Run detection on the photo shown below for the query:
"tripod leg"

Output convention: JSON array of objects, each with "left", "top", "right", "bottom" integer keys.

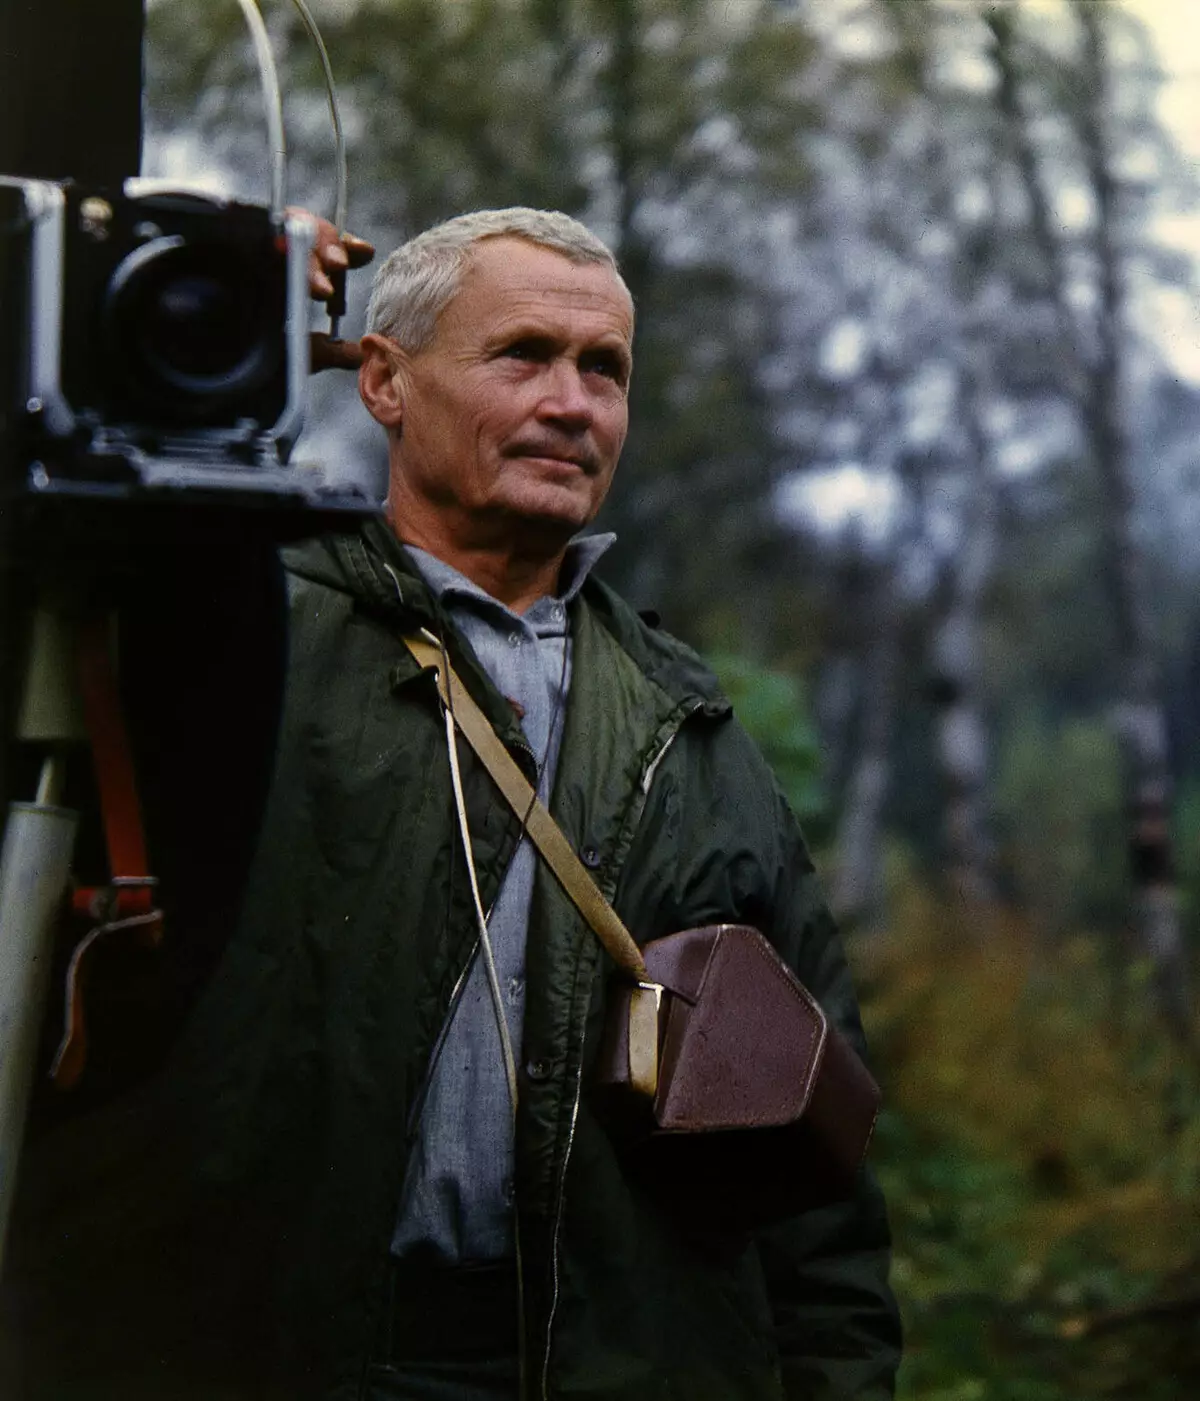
[{"left": 0, "top": 775, "right": 77, "bottom": 1271}]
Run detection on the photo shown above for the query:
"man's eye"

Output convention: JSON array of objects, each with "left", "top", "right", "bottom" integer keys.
[
  {"left": 500, "top": 339, "right": 549, "bottom": 362},
  {"left": 582, "top": 353, "right": 626, "bottom": 383}
]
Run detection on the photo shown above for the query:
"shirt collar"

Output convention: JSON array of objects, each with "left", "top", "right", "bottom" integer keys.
[{"left": 405, "top": 533, "right": 616, "bottom": 613}]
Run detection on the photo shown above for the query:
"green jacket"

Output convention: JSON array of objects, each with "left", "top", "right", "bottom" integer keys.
[{"left": 7, "top": 518, "right": 899, "bottom": 1399}]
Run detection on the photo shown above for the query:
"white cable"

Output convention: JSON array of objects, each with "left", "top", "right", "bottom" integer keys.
[
  {"left": 287, "top": 0, "right": 349, "bottom": 235},
  {"left": 234, "top": 0, "right": 288, "bottom": 218},
  {"left": 441, "top": 685, "right": 521, "bottom": 1122}
]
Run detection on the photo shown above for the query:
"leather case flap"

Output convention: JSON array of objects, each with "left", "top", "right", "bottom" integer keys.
[
  {"left": 640, "top": 924, "right": 725, "bottom": 1003},
  {"left": 654, "top": 925, "right": 828, "bottom": 1132}
]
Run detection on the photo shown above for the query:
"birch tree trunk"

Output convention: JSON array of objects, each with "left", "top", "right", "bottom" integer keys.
[
  {"left": 831, "top": 564, "right": 902, "bottom": 934},
  {"left": 989, "top": 4, "right": 1189, "bottom": 1033},
  {"left": 906, "top": 23, "right": 999, "bottom": 908},
  {"left": 928, "top": 391, "right": 997, "bottom": 909},
  {"left": 1074, "top": 5, "right": 1188, "bottom": 1035},
  {"left": 861, "top": 3, "right": 1003, "bottom": 913}
]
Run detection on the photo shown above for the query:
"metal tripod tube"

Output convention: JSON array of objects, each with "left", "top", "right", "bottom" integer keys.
[{"left": 0, "top": 794, "right": 78, "bottom": 1272}]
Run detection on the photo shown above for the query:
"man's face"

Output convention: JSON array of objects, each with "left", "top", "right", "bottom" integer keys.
[{"left": 379, "top": 237, "right": 634, "bottom": 546}]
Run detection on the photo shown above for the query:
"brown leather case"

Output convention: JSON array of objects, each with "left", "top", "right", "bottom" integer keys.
[
  {"left": 594, "top": 925, "right": 881, "bottom": 1229},
  {"left": 400, "top": 639, "right": 882, "bottom": 1229}
]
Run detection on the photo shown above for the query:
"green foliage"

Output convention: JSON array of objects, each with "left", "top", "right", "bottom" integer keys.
[
  {"left": 705, "top": 651, "right": 825, "bottom": 830},
  {"left": 856, "top": 886, "right": 1200, "bottom": 1400},
  {"left": 993, "top": 708, "right": 1126, "bottom": 936}
]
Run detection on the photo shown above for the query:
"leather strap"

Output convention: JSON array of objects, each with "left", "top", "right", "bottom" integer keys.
[
  {"left": 75, "top": 613, "right": 157, "bottom": 919},
  {"left": 404, "top": 633, "right": 660, "bottom": 1099},
  {"left": 52, "top": 611, "right": 163, "bottom": 1090}
]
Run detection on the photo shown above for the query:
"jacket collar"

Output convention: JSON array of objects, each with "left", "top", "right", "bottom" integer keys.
[
  {"left": 282, "top": 515, "right": 439, "bottom": 631},
  {"left": 577, "top": 574, "right": 730, "bottom": 717},
  {"left": 284, "top": 515, "right": 730, "bottom": 717}
]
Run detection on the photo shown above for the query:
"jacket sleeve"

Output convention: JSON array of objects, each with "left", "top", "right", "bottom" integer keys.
[
  {"left": 756, "top": 865, "right": 902, "bottom": 1400},
  {"left": 644, "top": 714, "right": 903, "bottom": 1398},
  {"left": 749, "top": 755, "right": 901, "bottom": 1400}
]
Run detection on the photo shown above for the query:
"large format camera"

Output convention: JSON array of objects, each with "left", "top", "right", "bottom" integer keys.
[
  {"left": 0, "top": 1, "right": 377, "bottom": 1277},
  {"left": 0, "top": 176, "right": 365, "bottom": 523}
]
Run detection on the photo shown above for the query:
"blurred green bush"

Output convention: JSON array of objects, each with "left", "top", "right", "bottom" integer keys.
[
  {"left": 706, "top": 650, "right": 826, "bottom": 832},
  {"left": 993, "top": 709, "right": 1127, "bottom": 940},
  {"left": 857, "top": 884, "right": 1200, "bottom": 1400},
  {"left": 720, "top": 650, "right": 1200, "bottom": 1397}
]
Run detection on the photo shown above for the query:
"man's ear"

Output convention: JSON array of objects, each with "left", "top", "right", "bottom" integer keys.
[{"left": 358, "top": 333, "right": 408, "bottom": 429}]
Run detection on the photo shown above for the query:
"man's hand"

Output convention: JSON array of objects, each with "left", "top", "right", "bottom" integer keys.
[{"left": 290, "top": 209, "right": 376, "bottom": 372}]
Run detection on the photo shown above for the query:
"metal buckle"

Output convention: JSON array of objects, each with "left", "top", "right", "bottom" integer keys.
[{"left": 634, "top": 979, "right": 664, "bottom": 1012}]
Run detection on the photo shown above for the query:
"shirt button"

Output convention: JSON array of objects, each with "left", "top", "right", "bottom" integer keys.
[
  {"left": 551, "top": 604, "right": 565, "bottom": 623},
  {"left": 507, "top": 976, "right": 524, "bottom": 1003},
  {"left": 525, "top": 1058, "right": 552, "bottom": 1082},
  {"left": 581, "top": 845, "right": 602, "bottom": 869},
  {"left": 508, "top": 632, "right": 522, "bottom": 649}
]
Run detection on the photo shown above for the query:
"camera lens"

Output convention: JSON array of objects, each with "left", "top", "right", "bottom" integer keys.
[
  {"left": 146, "top": 271, "right": 248, "bottom": 379},
  {"left": 106, "top": 235, "right": 283, "bottom": 420}
]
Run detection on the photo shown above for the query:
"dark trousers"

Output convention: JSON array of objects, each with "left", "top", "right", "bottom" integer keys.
[{"left": 365, "top": 1261, "right": 521, "bottom": 1401}]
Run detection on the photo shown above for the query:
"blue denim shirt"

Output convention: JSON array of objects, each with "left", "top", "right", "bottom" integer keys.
[{"left": 391, "top": 534, "right": 615, "bottom": 1263}]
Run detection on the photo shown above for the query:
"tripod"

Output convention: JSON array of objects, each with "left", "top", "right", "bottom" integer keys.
[{"left": 0, "top": 603, "right": 88, "bottom": 1267}]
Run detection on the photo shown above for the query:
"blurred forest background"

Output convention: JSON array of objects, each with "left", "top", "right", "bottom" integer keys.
[{"left": 143, "top": 0, "right": 1200, "bottom": 1394}]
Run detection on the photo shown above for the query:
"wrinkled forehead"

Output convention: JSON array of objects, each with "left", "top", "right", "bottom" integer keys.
[{"left": 454, "top": 235, "right": 635, "bottom": 329}]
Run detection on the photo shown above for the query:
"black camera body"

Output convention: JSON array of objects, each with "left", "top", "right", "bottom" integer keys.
[{"left": 0, "top": 176, "right": 366, "bottom": 521}]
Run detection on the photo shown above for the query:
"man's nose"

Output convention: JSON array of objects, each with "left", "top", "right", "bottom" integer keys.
[{"left": 536, "top": 360, "right": 594, "bottom": 427}]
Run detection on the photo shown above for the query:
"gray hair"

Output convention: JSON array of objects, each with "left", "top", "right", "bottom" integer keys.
[{"left": 365, "top": 207, "right": 628, "bottom": 351}]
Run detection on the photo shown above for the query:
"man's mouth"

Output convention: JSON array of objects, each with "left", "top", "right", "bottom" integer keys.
[{"left": 507, "top": 444, "right": 595, "bottom": 474}]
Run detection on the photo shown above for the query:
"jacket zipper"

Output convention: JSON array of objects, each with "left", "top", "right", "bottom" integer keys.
[
  {"left": 406, "top": 937, "right": 479, "bottom": 1134},
  {"left": 538, "top": 700, "right": 704, "bottom": 1399}
]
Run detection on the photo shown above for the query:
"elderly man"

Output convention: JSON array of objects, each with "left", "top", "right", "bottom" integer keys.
[{"left": 6, "top": 209, "right": 899, "bottom": 1399}]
